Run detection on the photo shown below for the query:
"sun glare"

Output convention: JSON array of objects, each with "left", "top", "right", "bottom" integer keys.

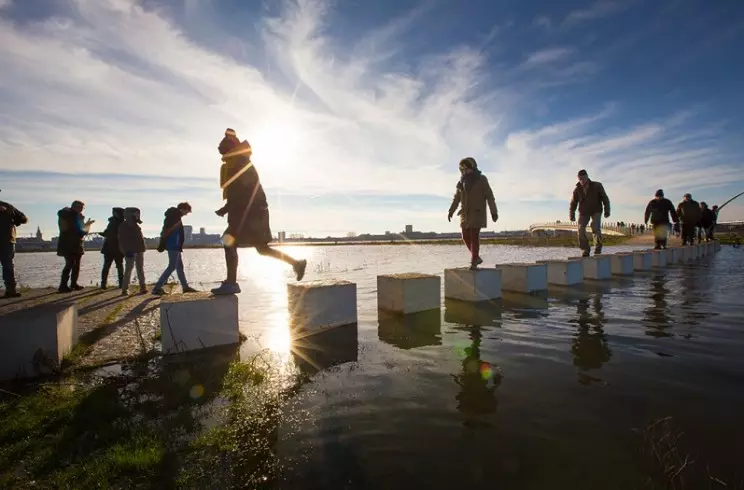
[{"left": 251, "top": 119, "right": 302, "bottom": 171}]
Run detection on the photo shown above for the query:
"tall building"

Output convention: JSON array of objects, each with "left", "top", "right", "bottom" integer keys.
[
  {"left": 36, "top": 226, "right": 43, "bottom": 241},
  {"left": 278, "top": 231, "right": 286, "bottom": 242},
  {"left": 405, "top": 225, "right": 413, "bottom": 235},
  {"left": 183, "top": 225, "right": 193, "bottom": 243},
  {"left": 199, "top": 227, "right": 206, "bottom": 236}
]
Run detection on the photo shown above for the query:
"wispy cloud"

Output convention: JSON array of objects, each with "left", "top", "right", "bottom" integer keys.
[
  {"left": 533, "top": 15, "right": 552, "bottom": 30},
  {"left": 563, "top": 1, "right": 629, "bottom": 27},
  {"left": 0, "top": 0, "right": 740, "bottom": 236}
]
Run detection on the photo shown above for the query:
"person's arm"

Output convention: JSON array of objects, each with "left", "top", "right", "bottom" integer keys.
[
  {"left": 676, "top": 203, "right": 683, "bottom": 221},
  {"left": 448, "top": 183, "right": 462, "bottom": 221},
  {"left": 599, "top": 183, "right": 611, "bottom": 217},
  {"left": 12, "top": 206, "right": 28, "bottom": 227},
  {"left": 482, "top": 176, "right": 498, "bottom": 222},
  {"left": 669, "top": 201, "right": 679, "bottom": 223},
  {"left": 569, "top": 187, "right": 579, "bottom": 221},
  {"left": 644, "top": 202, "right": 651, "bottom": 225}
]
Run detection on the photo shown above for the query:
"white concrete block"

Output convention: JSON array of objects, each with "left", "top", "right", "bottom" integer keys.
[
  {"left": 444, "top": 268, "right": 502, "bottom": 302},
  {"left": 536, "top": 259, "right": 584, "bottom": 286},
  {"left": 495, "top": 263, "right": 548, "bottom": 293},
  {"left": 610, "top": 254, "right": 634, "bottom": 276},
  {"left": 667, "top": 247, "right": 683, "bottom": 264},
  {"left": 697, "top": 243, "right": 706, "bottom": 258},
  {"left": 691, "top": 245, "right": 699, "bottom": 260},
  {"left": 377, "top": 273, "right": 441, "bottom": 315},
  {"left": 630, "top": 251, "right": 652, "bottom": 271},
  {"left": 0, "top": 303, "right": 78, "bottom": 380},
  {"left": 288, "top": 280, "right": 357, "bottom": 333},
  {"left": 650, "top": 249, "right": 667, "bottom": 268},
  {"left": 681, "top": 246, "right": 694, "bottom": 262},
  {"left": 575, "top": 256, "right": 611, "bottom": 280},
  {"left": 161, "top": 293, "right": 240, "bottom": 354},
  {"left": 707, "top": 242, "right": 716, "bottom": 255}
]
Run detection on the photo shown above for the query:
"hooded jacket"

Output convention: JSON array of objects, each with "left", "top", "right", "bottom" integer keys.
[
  {"left": 0, "top": 200, "right": 28, "bottom": 245},
  {"left": 157, "top": 207, "right": 185, "bottom": 252},
  {"left": 700, "top": 208, "right": 716, "bottom": 228},
  {"left": 118, "top": 211, "right": 146, "bottom": 255},
  {"left": 100, "top": 209, "right": 124, "bottom": 256},
  {"left": 448, "top": 169, "right": 498, "bottom": 229},
  {"left": 644, "top": 198, "right": 678, "bottom": 225},
  {"left": 57, "top": 207, "right": 87, "bottom": 257},
  {"left": 676, "top": 199, "right": 701, "bottom": 225},
  {"left": 570, "top": 180, "right": 611, "bottom": 217}
]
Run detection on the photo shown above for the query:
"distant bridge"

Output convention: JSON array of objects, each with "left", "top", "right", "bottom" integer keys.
[{"left": 529, "top": 222, "right": 631, "bottom": 236}]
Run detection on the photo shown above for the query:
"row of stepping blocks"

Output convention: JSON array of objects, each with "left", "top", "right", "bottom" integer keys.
[{"left": 0, "top": 242, "right": 720, "bottom": 381}]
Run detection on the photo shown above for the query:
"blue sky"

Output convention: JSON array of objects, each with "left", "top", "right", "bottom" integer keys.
[{"left": 1, "top": 0, "right": 743, "bottom": 238}]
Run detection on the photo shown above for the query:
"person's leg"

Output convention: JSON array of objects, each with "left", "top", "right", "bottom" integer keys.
[
  {"left": 255, "top": 243, "right": 307, "bottom": 281},
  {"left": 70, "top": 256, "right": 82, "bottom": 289},
  {"left": 652, "top": 224, "right": 662, "bottom": 249},
  {"left": 577, "top": 215, "right": 590, "bottom": 256},
  {"left": 174, "top": 252, "right": 192, "bottom": 290},
  {"left": 591, "top": 213, "right": 603, "bottom": 254},
  {"left": 122, "top": 256, "right": 134, "bottom": 295},
  {"left": 461, "top": 227, "right": 472, "bottom": 252},
  {"left": 135, "top": 252, "right": 146, "bottom": 291},
  {"left": 470, "top": 228, "right": 481, "bottom": 265},
  {"left": 60, "top": 256, "right": 73, "bottom": 291},
  {"left": 154, "top": 250, "right": 177, "bottom": 292},
  {"left": 101, "top": 254, "right": 113, "bottom": 288},
  {"left": 114, "top": 256, "right": 124, "bottom": 288},
  {"left": 1, "top": 244, "right": 18, "bottom": 295},
  {"left": 212, "top": 246, "right": 241, "bottom": 295}
]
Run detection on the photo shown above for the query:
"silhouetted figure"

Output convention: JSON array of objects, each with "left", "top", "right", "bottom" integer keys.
[
  {"left": 100, "top": 207, "right": 124, "bottom": 289},
  {"left": 572, "top": 295, "right": 612, "bottom": 383},
  {"left": 698, "top": 202, "right": 716, "bottom": 242},
  {"left": 710, "top": 205, "right": 719, "bottom": 239},
  {"left": 676, "top": 193, "right": 701, "bottom": 246},
  {"left": 119, "top": 207, "right": 147, "bottom": 296},
  {"left": 447, "top": 157, "right": 498, "bottom": 270},
  {"left": 452, "top": 327, "right": 500, "bottom": 419},
  {"left": 211, "top": 128, "right": 307, "bottom": 295},
  {"left": 644, "top": 189, "right": 678, "bottom": 249},
  {"left": 57, "top": 200, "right": 94, "bottom": 293},
  {"left": 153, "top": 202, "right": 197, "bottom": 295},
  {"left": 0, "top": 190, "right": 28, "bottom": 298},
  {"left": 569, "top": 169, "right": 611, "bottom": 256}
]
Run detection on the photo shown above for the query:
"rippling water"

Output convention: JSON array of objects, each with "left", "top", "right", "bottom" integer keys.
[{"left": 14, "top": 245, "right": 744, "bottom": 488}]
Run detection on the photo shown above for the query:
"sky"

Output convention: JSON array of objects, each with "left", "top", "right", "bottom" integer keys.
[{"left": 1, "top": 0, "right": 743, "bottom": 239}]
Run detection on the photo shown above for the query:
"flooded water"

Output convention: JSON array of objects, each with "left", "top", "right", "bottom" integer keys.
[{"left": 13, "top": 245, "right": 744, "bottom": 488}]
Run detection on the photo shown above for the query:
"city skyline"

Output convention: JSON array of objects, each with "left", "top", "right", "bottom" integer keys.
[{"left": 1, "top": 0, "right": 743, "bottom": 237}]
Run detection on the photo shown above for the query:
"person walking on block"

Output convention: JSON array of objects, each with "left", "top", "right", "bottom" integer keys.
[
  {"left": 118, "top": 207, "right": 148, "bottom": 296},
  {"left": 447, "top": 157, "right": 498, "bottom": 270},
  {"left": 152, "top": 202, "right": 198, "bottom": 296},
  {"left": 211, "top": 128, "right": 307, "bottom": 295},
  {"left": 644, "top": 189, "right": 678, "bottom": 249},
  {"left": 57, "top": 200, "right": 94, "bottom": 293},
  {"left": 100, "top": 207, "right": 125, "bottom": 289},
  {"left": 0, "top": 190, "right": 28, "bottom": 298},
  {"left": 699, "top": 202, "right": 716, "bottom": 242},
  {"left": 676, "top": 193, "right": 701, "bottom": 246},
  {"left": 569, "top": 169, "right": 610, "bottom": 257}
]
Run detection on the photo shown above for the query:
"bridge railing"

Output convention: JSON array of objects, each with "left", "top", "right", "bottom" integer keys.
[{"left": 528, "top": 222, "right": 647, "bottom": 236}]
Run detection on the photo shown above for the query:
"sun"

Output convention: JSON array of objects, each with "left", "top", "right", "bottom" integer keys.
[{"left": 250, "top": 119, "right": 303, "bottom": 170}]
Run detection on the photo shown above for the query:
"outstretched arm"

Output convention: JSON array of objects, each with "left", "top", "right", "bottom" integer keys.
[{"left": 644, "top": 202, "right": 651, "bottom": 224}]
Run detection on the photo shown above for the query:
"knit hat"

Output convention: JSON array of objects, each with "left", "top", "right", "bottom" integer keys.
[
  {"left": 459, "top": 157, "right": 478, "bottom": 170},
  {"left": 124, "top": 207, "right": 142, "bottom": 224},
  {"left": 684, "top": 193, "right": 692, "bottom": 199},
  {"left": 577, "top": 169, "right": 588, "bottom": 177},
  {"left": 655, "top": 189, "right": 664, "bottom": 197},
  {"left": 219, "top": 128, "right": 242, "bottom": 155}
]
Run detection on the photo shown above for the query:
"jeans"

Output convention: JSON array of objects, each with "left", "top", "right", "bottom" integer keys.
[
  {"left": 652, "top": 223, "right": 670, "bottom": 249},
  {"left": 61, "top": 255, "right": 82, "bottom": 288},
  {"left": 102, "top": 254, "right": 124, "bottom": 288},
  {"left": 155, "top": 249, "right": 189, "bottom": 289},
  {"left": 681, "top": 222, "right": 696, "bottom": 245},
  {"left": 123, "top": 252, "right": 146, "bottom": 291},
  {"left": 461, "top": 227, "right": 481, "bottom": 263},
  {"left": 578, "top": 213, "right": 603, "bottom": 252},
  {"left": 0, "top": 243, "right": 16, "bottom": 291}
]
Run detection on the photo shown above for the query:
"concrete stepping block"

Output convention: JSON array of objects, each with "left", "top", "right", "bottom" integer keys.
[
  {"left": 444, "top": 268, "right": 502, "bottom": 302},
  {"left": 706, "top": 242, "right": 715, "bottom": 255},
  {"left": 495, "top": 262, "right": 548, "bottom": 293},
  {"left": 377, "top": 273, "right": 441, "bottom": 315},
  {"left": 681, "top": 246, "right": 694, "bottom": 262},
  {"left": 691, "top": 245, "right": 700, "bottom": 260},
  {"left": 650, "top": 249, "right": 667, "bottom": 268},
  {"left": 0, "top": 303, "right": 78, "bottom": 380},
  {"left": 288, "top": 280, "right": 358, "bottom": 333},
  {"left": 536, "top": 259, "right": 584, "bottom": 286},
  {"left": 714, "top": 240, "right": 721, "bottom": 252},
  {"left": 667, "top": 247, "right": 683, "bottom": 264},
  {"left": 569, "top": 256, "right": 611, "bottom": 280},
  {"left": 161, "top": 293, "right": 239, "bottom": 355},
  {"left": 610, "top": 254, "right": 634, "bottom": 276},
  {"left": 630, "top": 251, "right": 652, "bottom": 271}
]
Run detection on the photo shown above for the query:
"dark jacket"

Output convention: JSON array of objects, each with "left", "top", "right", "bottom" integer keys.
[
  {"left": 101, "top": 215, "right": 124, "bottom": 257},
  {"left": 220, "top": 141, "right": 272, "bottom": 246},
  {"left": 157, "top": 207, "right": 185, "bottom": 252},
  {"left": 644, "top": 198, "right": 678, "bottom": 225},
  {"left": 118, "top": 216, "right": 146, "bottom": 255},
  {"left": 570, "top": 180, "right": 610, "bottom": 217},
  {"left": 448, "top": 170, "right": 498, "bottom": 229},
  {"left": 700, "top": 208, "right": 716, "bottom": 228},
  {"left": 57, "top": 207, "right": 87, "bottom": 257},
  {"left": 676, "top": 199, "right": 701, "bottom": 224},
  {"left": 0, "top": 200, "right": 28, "bottom": 245}
]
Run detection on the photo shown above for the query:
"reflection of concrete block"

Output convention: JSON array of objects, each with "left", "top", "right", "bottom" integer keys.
[
  {"left": 288, "top": 280, "right": 357, "bottom": 333},
  {"left": 650, "top": 249, "right": 667, "bottom": 268},
  {"left": 0, "top": 303, "right": 78, "bottom": 380},
  {"left": 667, "top": 247, "right": 682, "bottom": 264},
  {"left": 377, "top": 273, "right": 441, "bottom": 315},
  {"left": 496, "top": 263, "right": 548, "bottom": 293},
  {"left": 630, "top": 251, "right": 652, "bottom": 271},
  {"left": 610, "top": 254, "right": 634, "bottom": 276},
  {"left": 292, "top": 324, "right": 358, "bottom": 375},
  {"left": 444, "top": 268, "right": 502, "bottom": 302},
  {"left": 378, "top": 309, "right": 442, "bottom": 349},
  {"left": 537, "top": 259, "right": 583, "bottom": 286},
  {"left": 576, "top": 256, "right": 611, "bottom": 280},
  {"left": 444, "top": 298, "right": 502, "bottom": 326},
  {"left": 161, "top": 294, "right": 239, "bottom": 355}
]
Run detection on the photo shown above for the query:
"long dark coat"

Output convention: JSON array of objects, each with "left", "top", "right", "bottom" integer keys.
[{"left": 57, "top": 207, "right": 86, "bottom": 257}]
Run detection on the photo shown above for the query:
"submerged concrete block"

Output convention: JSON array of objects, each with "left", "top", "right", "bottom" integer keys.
[
  {"left": 444, "top": 268, "right": 502, "bottom": 302},
  {"left": 650, "top": 249, "right": 667, "bottom": 268},
  {"left": 574, "top": 256, "right": 611, "bottom": 280},
  {"left": 536, "top": 259, "right": 583, "bottom": 286},
  {"left": 610, "top": 254, "right": 634, "bottom": 276},
  {"left": 495, "top": 263, "right": 548, "bottom": 293},
  {"left": 288, "top": 280, "right": 357, "bottom": 333},
  {"left": 377, "top": 273, "right": 441, "bottom": 315},
  {"left": 161, "top": 293, "right": 239, "bottom": 354},
  {"left": 630, "top": 251, "right": 652, "bottom": 271},
  {"left": 0, "top": 303, "right": 78, "bottom": 380}
]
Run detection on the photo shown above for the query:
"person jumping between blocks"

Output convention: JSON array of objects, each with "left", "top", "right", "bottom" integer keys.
[
  {"left": 569, "top": 169, "right": 611, "bottom": 257},
  {"left": 211, "top": 128, "right": 307, "bottom": 295},
  {"left": 447, "top": 157, "right": 498, "bottom": 270}
]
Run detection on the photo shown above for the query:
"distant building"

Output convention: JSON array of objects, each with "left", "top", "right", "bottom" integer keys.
[
  {"left": 405, "top": 225, "right": 413, "bottom": 235},
  {"left": 278, "top": 231, "right": 286, "bottom": 242},
  {"left": 184, "top": 225, "right": 193, "bottom": 243},
  {"left": 36, "top": 226, "right": 43, "bottom": 241},
  {"left": 199, "top": 227, "right": 206, "bottom": 236}
]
